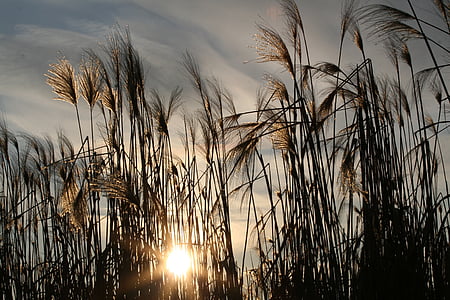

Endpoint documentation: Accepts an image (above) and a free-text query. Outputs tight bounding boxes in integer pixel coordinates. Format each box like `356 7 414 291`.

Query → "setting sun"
166 247 191 277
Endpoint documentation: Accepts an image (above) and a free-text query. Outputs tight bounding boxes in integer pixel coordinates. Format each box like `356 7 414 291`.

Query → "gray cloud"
0 0 276 138
0 0 443 140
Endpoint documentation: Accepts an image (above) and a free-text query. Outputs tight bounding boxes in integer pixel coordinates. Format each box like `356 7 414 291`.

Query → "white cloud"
0 23 106 141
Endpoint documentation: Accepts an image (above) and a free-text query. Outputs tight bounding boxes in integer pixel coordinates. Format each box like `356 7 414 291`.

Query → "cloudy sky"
0 0 276 138
0 0 442 140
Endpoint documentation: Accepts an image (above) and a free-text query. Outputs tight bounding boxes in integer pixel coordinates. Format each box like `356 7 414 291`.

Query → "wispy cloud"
0 0 275 138
0 23 108 139
0 0 436 145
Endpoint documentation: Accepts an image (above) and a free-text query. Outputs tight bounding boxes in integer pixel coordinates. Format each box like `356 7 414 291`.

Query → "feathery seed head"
46 58 78 106
264 75 289 103
255 24 294 76
79 56 103 108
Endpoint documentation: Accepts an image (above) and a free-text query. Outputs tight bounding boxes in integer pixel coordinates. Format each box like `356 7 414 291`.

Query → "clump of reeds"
1 26 244 299
233 0 450 299
0 1 449 299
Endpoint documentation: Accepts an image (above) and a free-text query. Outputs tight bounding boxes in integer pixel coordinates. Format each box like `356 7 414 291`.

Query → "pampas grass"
1 1 449 299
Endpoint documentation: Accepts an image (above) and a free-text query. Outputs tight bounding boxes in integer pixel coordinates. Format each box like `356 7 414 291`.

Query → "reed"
235 0 449 298
0 1 448 299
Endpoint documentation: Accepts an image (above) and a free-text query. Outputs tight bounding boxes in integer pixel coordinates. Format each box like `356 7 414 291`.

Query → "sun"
166 246 191 277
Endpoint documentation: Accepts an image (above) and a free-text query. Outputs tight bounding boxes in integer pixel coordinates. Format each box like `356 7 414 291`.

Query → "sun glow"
166 246 191 277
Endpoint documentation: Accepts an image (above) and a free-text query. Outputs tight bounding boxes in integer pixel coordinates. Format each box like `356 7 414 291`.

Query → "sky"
0 0 444 139
0 0 275 138
0 0 447 263
0 1 391 135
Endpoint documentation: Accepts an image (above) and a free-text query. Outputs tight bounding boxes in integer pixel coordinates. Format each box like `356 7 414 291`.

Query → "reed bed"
0 0 449 299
